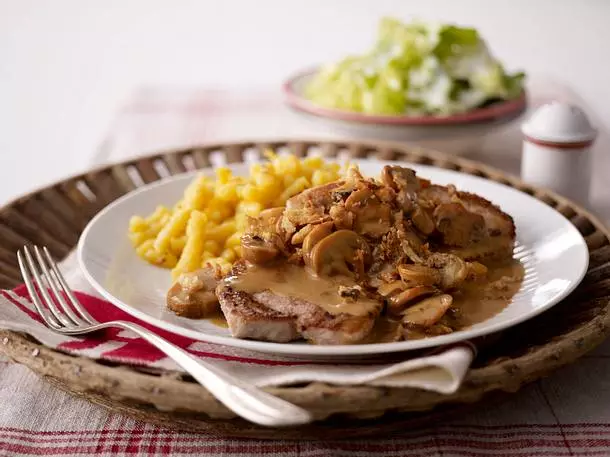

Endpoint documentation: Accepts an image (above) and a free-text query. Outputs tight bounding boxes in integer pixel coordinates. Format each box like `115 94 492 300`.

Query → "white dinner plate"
78 159 589 358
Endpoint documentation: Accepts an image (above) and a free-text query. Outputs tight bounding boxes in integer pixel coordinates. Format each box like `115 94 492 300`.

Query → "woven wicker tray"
0 139 608 440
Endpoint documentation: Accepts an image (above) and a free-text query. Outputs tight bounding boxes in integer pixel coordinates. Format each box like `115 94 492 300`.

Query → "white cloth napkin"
0 252 474 394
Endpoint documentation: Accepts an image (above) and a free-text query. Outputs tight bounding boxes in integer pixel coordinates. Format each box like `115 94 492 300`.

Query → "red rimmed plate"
283 68 527 127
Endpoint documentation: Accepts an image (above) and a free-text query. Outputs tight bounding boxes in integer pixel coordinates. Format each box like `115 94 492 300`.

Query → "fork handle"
74 321 312 427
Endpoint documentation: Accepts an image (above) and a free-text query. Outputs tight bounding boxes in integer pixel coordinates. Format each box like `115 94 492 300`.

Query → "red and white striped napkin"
0 252 473 393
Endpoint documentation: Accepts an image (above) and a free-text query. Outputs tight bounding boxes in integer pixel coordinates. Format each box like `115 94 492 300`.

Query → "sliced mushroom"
411 206 435 235
241 234 279 265
467 261 488 280
345 188 373 209
342 184 391 236
377 280 405 297
387 285 436 315
381 166 420 213
166 267 220 318
302 221 334 264
402 294 453 328
424 253 469 290
291 224 314 245
401 240 423 264
310 229 371 278
397 264 440 286
381 165 419 194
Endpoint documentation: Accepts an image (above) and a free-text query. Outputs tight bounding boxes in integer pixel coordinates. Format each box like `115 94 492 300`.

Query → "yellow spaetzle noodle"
128 150 345 279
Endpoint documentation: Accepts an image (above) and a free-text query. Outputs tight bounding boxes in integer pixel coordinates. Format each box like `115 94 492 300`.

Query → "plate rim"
77 161 589 357
283 67 528 127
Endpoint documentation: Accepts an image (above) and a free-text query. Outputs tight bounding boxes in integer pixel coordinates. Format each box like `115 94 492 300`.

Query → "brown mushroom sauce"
196 165 524 342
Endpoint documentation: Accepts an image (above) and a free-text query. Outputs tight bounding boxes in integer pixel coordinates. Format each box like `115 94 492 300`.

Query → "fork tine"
17 249 62 329
22 246 73 327
33 246 85 326
42 246 96 325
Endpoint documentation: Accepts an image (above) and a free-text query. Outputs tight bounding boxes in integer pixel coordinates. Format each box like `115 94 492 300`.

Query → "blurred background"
1 0 608 208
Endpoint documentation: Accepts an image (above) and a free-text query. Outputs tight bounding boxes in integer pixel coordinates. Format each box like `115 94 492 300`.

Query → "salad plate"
78 159 588 359
284 68 527 126
283 18 528 146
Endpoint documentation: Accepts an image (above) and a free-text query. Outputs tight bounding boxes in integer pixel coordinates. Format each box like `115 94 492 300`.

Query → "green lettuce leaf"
303 17 525 116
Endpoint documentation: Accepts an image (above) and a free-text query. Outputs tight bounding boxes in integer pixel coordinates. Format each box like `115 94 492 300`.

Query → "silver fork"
17 245 312 427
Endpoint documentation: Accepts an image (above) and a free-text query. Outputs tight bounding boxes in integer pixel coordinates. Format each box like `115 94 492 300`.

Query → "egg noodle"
128 151 344 279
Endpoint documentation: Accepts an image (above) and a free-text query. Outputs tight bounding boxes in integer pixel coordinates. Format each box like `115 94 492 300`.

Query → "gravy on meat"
210 258 525 341
225 263 380 317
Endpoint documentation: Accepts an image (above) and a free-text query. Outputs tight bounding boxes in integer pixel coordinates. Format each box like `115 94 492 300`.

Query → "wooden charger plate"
0 139 609 440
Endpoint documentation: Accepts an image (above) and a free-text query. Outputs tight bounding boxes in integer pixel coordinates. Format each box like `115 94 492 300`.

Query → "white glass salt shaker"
521 102 597 205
